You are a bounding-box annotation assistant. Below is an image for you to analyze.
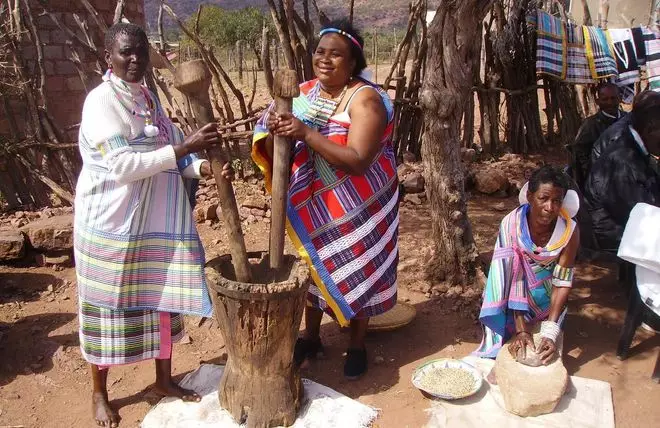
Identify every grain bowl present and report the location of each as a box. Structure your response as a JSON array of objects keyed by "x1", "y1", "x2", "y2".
[{"x1": 411, "y1": 358, "x2": 482, "y2": 400}]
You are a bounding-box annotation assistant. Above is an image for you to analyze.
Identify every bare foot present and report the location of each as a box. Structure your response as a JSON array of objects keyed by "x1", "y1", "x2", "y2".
[
  {"x1": 92, "y1": 392, "x2": 120, "y2": 427},
  {"x1": 153, "y1": 380, "x2": 201, "y2": 402}
]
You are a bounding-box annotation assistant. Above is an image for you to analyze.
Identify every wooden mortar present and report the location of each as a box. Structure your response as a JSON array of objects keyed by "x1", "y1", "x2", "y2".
[{"x1": 206, "y1": 252, "x2": 311, "y2": 428}]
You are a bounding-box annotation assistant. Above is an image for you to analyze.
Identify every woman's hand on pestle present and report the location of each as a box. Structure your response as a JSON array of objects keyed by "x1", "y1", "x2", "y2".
[
  {"x1": 508, "y1": 331, "x2": 535, "y2": 359},
  {"x1": 200, "y1": 161, "x2": 235, "y2": 181},
  {"x1": 175, "y1": 123, "x2": 223, "y2": 158},
  {"x1": 269, "y1": 112, "x2": 311, "y2": 141},
  {"x1": 537, "y1": 337, "x2": 557, "y2": 365}
]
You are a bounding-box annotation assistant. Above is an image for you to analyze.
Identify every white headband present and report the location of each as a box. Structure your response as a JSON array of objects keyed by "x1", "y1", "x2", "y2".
[{"x1": 519, "y1": 181, "x2": 580, "y2": 218}]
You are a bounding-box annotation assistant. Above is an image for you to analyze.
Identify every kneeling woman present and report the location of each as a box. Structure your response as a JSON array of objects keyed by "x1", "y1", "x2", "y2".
[{"x1": 474, "y1": 166, "x2": 580, "y2": 364}]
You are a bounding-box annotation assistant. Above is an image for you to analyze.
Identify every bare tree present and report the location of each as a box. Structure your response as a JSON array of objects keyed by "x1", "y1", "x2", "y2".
[{"x1": 420, "y1": 0, "x2": 494, "y2": 286}]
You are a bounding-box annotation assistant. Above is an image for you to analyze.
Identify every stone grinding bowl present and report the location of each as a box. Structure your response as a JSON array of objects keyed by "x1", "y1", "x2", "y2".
[{"x1": 411, "y1": 358, "x2": 483, "y2": 400}]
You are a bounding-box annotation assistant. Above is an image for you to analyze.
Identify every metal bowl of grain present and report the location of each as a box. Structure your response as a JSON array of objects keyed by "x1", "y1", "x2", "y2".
[{"x1": 411, "y1": 358, "x2": 482, "y2": 400}]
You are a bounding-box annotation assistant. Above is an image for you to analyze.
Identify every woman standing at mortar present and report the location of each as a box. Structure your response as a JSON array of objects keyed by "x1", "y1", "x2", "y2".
[
  {"x1": 253, "y1": 19, "x2": 399, "y2": 379},
  {"x1": 74, "y1": 23, "x2": 232, "y2": 427}
]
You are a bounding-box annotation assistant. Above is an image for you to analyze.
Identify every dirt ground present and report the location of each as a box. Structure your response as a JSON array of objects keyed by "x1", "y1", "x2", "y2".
[{"x1": 1, "y1": 181, "x2": 659, "y2": 428}]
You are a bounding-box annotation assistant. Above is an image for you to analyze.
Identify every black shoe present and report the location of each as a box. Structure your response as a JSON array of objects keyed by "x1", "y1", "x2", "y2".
[
  {"x1": 293, "y1": 337, "x2": 324, "y2": 366},
  {"x1": 344, "y1": 347, "x2": 367, "y2": 380}
]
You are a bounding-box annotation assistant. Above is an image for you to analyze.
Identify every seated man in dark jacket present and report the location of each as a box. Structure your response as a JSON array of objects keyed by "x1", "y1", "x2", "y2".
[
  {"x1": 584, "y1": 91, "x2": 660, "y2": 252},
  {"x1": 591, "y1": 90, "x2": 657, "y2": 165},
  {"x1": 571, "y1": 83, "x2": 626, "y2": 189}
]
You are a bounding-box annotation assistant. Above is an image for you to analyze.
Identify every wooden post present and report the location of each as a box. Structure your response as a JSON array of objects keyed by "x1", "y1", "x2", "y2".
[
  {"x1": 173, "y1": 60, "x2": 252, "y2": 283},
  {"x1": 374, "y1": 31, "x2": 379, "y2": 84},
  {"x1": 349, "y1": 0, "x2": 355, "y2": 24},
  {"x1": 270, "y1": 69, "x2": 300, "y2": 269},
  {"x1": 237, "y1": 40, "x2": 244, "y2": 84},
  {"x1": 597, "y1": 0, "x2": 610, "y2": 29}
]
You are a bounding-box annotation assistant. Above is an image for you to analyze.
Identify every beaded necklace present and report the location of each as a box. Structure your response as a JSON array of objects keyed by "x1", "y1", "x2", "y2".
[
  {"x1": 301, "y1": 83, "x2": 348, "y2": 128},
  {"x1": 106, "y1": 70, "x2": 160, "y2": 137}
]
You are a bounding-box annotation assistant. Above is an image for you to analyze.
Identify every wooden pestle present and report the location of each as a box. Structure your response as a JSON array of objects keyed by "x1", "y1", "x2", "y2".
[
  {"x1": 269, "y1": 69, "x2": 300, "y2": 269},
  {"x1": 173, "y1": 60, "x2": 251, "y2": 283}
]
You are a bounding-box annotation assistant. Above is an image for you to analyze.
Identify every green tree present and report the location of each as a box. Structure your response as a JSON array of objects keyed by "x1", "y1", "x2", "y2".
[{"x1": 183, "y1": 6, "x2": 270, "y2": 66}]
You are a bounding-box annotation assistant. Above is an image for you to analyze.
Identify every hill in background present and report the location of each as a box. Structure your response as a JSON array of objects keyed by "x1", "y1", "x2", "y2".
[{"x1": 144, "y1": 0, "x2": 437, "y2": 33}]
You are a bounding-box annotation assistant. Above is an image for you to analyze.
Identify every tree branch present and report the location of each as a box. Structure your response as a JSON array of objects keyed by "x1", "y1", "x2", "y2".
[
  {"x1": 113, "y1": 0, "x2": 125, "y2": 25},
  {"x1": 14, "y1": 152, "x2": 75, "y2": 205},
  {"x1": 78, "y1": 0, "x2": 107, "y2": 32}
]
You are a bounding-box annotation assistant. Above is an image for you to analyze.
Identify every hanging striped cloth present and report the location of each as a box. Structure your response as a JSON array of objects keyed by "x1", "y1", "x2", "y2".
[
  {"x1": 608, "y1": 29, "x2": 641, "y2": 104},
  {"x1": 565, "y1": 23, "x2": 594, "y2": 84},
  {"x1": 643, "y1": 26, "x2": 660, "y2": 91},
  {"x1": 535, "y1": 10, "x2": 567, "y2": 79},
  {"x1": 632, "y1": 26, "x2": 647, "y2": 66},
  {"x1": 583, "y1": 26, "x2": 618, "y2": 79}
]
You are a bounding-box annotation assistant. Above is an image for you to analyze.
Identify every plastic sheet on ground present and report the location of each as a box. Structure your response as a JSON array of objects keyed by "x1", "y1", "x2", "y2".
[
  {"x1": 424, "y1": 356, "x2": 614, "y2": 428},
  {"x1": 141, "y1": 364, "x2": 378, "y2": 428}
]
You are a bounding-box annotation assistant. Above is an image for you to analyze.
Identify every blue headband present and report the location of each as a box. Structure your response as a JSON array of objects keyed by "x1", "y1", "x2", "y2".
[{"x1": 319, "y1": 28, "x2": 362, "y2": 50}]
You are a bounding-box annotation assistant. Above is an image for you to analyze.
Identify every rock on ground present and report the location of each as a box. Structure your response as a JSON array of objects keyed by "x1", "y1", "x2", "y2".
[
  {"x1": 402, "y1": 173, "x2": 425, "y2": 194},
  {"x1": 495, "y1": 332, "x2": 568, "y2": 417},
  {"x1": 20, "y1": 215, "x2": 74, "y2": 252},
  {"x1": 475, "y1": 168, "x2": 509, "y2": 195},
  {"x1": 241, "y1": 195, "x2": 268, "y2": 211},
  {"x1": 0, "y1": 229, "x2": 26, "y2": 261}
]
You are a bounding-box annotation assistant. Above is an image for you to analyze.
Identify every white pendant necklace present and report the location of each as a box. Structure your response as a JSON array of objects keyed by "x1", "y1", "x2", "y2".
[{"x1": 108, "y1": 71, "x2": 160, "y2": 137}]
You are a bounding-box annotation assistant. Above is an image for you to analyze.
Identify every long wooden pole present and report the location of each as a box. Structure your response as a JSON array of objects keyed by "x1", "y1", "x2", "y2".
[
  {"x1": 270, "y1": 70, "x2": 299, "y2": 269},
  {"x1": 174, "y1": 60, "x2": 252, "y2": 283}
]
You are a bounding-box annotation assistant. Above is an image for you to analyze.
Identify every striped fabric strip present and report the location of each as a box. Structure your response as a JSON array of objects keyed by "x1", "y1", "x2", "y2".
[
  {"x1": 583, "y1": 25, "x2": 618, "y2": 79},
  {"x1": 632, "y1": 26, "x2": 647, "y2": 66},
  {"x1": 97, "y1": 135, "x2": 129, "y2": 157},
  {"x1": 75, "y1": 224, "x2": 211, "y2": 316},
  {"x1": 613, "y1": 39, "x2": 640, "y2": 103},
  {"x1": 473, "y1": 205, "x2": 575, "y2": 358},
  {"x1": 535, "y1": 10, "x2": 567, "y2": 79},
  {"x1": 79, "y1": 300, "x2": 184, "y2": 366},
  {"x1": 252, "y1": 78, "x2": 398, "y2": 326},
  {"x1": 643, "y1": 26, "x2": 660, "y2": 91},
  {"x1": 565, "y1": 23, "x2": 594, "y2": 84}
]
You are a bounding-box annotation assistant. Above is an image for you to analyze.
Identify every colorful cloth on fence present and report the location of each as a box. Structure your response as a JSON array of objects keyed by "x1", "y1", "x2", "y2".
[
  {"x1": 632, "y1": 26, "x2": 647, "y2": 66},
  {"x1": 613, "y1": 39, "x2": 641, "y2": 103},
  {"x1": 566, "y1": 23, "x2": 594, "y2": 84},
  {"x1": 74, "y1": 73, "x2": 212, "y2": 318},
  {"x1": 79, "y1": 300, "x2": 185, "y2": 366},
  {"x1": 643, "y1": 26, "x2": 660, "y2": 91},
  {"x1": 473, "y1": 204, "x2": 576, "y2": 358},
  {"x1": 536, "y1": 10, "x2": 567, "y2": 79},
  {"x1": 252, "y1": 79, "x2": 399, "y2": 327},
  {"x1": 583, "y1": 26, "x2": 617, "y2": 79}
]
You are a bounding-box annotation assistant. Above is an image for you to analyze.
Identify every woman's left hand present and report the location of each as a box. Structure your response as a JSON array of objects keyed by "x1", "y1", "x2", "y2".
[
  {"x1": 200, "y1": 161, "x2": 235, "y2": 181},
  {"x1": 537, "y1": 337, "x2": 557, "y2": 365},
  {"x1": 271, "y1": 112, "x2": 310, "y2": 141}
]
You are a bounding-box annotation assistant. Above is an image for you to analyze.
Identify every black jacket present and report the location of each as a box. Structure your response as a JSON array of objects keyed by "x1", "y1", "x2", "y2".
[
  {"x1": 590, "y1": 114, "x2": 632, "y2": 165},
  {"x1": 571, "y1": 110, "x2": 627, "y2": 189},
  {"x1": 584, "y1": 127, "x2": 660, "y2": 252}
]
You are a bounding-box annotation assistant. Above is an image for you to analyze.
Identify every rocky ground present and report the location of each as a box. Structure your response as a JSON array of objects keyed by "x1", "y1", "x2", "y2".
[{"x1": 0, "y1": 155, "x2": 659, "y2": 427}]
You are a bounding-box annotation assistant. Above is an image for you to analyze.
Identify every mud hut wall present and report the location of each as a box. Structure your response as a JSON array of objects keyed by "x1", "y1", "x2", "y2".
[{"x1": 1, "y1": 0, "x2": 145, "y2": 143}]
